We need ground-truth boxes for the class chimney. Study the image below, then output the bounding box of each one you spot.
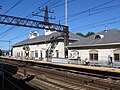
[104,30,108,33]
[29,31,39,39]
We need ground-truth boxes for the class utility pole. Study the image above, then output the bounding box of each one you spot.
[44,6,55,22]
[32,6,55,23]
[32,6,55,36]
[65,0,68,26]
[8,41,11,56]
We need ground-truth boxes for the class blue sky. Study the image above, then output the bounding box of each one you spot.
[0,0,120,50]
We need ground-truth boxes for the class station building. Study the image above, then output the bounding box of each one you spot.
[67,29,120,65]
[12,30,84,60]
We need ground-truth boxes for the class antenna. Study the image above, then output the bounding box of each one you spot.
[105,24,108,30]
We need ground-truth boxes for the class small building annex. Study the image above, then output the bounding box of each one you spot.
[67,29,120,65]
[12,31,84,60]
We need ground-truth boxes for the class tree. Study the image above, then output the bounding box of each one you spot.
[76,32,85,37]
[0,49,2,56]
[85,32,95,37]
[76,32,94,38]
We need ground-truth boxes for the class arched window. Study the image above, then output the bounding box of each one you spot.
[94,35,104,40]
[89,50,98,61]
[113,49,120,62]
[35,50,38,57]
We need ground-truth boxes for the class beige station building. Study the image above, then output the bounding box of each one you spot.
[67,29,120,66]
[12,29,120,66]
[12,30,84,60]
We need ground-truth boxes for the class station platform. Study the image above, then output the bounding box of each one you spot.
[1,56,120,78]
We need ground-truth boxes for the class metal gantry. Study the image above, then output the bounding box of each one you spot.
[0,14,69,45]
[0,14,67,31]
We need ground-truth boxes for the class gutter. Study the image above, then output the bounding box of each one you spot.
[67,42,120,48]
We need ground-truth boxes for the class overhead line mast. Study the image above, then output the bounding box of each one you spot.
[32,6,55,22]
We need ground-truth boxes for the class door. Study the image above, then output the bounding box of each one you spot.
[56,50,59,58]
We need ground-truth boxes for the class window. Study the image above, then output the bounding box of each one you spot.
[17,52,20,57]
[21,51,23,57]
[35,50,38,57]
[17,52,18,57]
[46,50,48,58]
[94,54,98,60]
[90,54,93,60]
[94,35,104,40]
[56,50,59,58]
[114,54,120,62]
[95,35,101,39]
[114,49,120,62]
[89,54,98,61]
[89,50,98,61]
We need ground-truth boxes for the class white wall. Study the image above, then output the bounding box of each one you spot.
[68,48,116,62]
[98,49,114,61]
[53,42,65,58]
[13,46,24,57]
[29,44,49,58]
[12,42,65,59]
[79,50,89,60]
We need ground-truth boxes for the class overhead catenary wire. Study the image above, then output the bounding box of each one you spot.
[48,0,63,8]
[0,0,24,31]
[0,0,42,38]
[10,29,30,40]
[69,7,120,32]
[29,0,53,17]
[1,0,115,39]
[0,0,119,42]
[55,0,117,23]
[0,27,15,39]
[67,4,120,23]
[4,0,24,14]
[1,0,7,6]
[9,0,61,39]
[71,20,120,32]
[50,0,75,9]
[71,15,120,30]
[0,0,40,37]
[7,0,53,41]
[0,0,50,39]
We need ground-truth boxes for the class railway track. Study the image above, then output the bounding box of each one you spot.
[0,58,120,90]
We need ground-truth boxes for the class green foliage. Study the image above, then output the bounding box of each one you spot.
[76,32,85,37]
[85,32,95,37]
[76,32,95,38]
